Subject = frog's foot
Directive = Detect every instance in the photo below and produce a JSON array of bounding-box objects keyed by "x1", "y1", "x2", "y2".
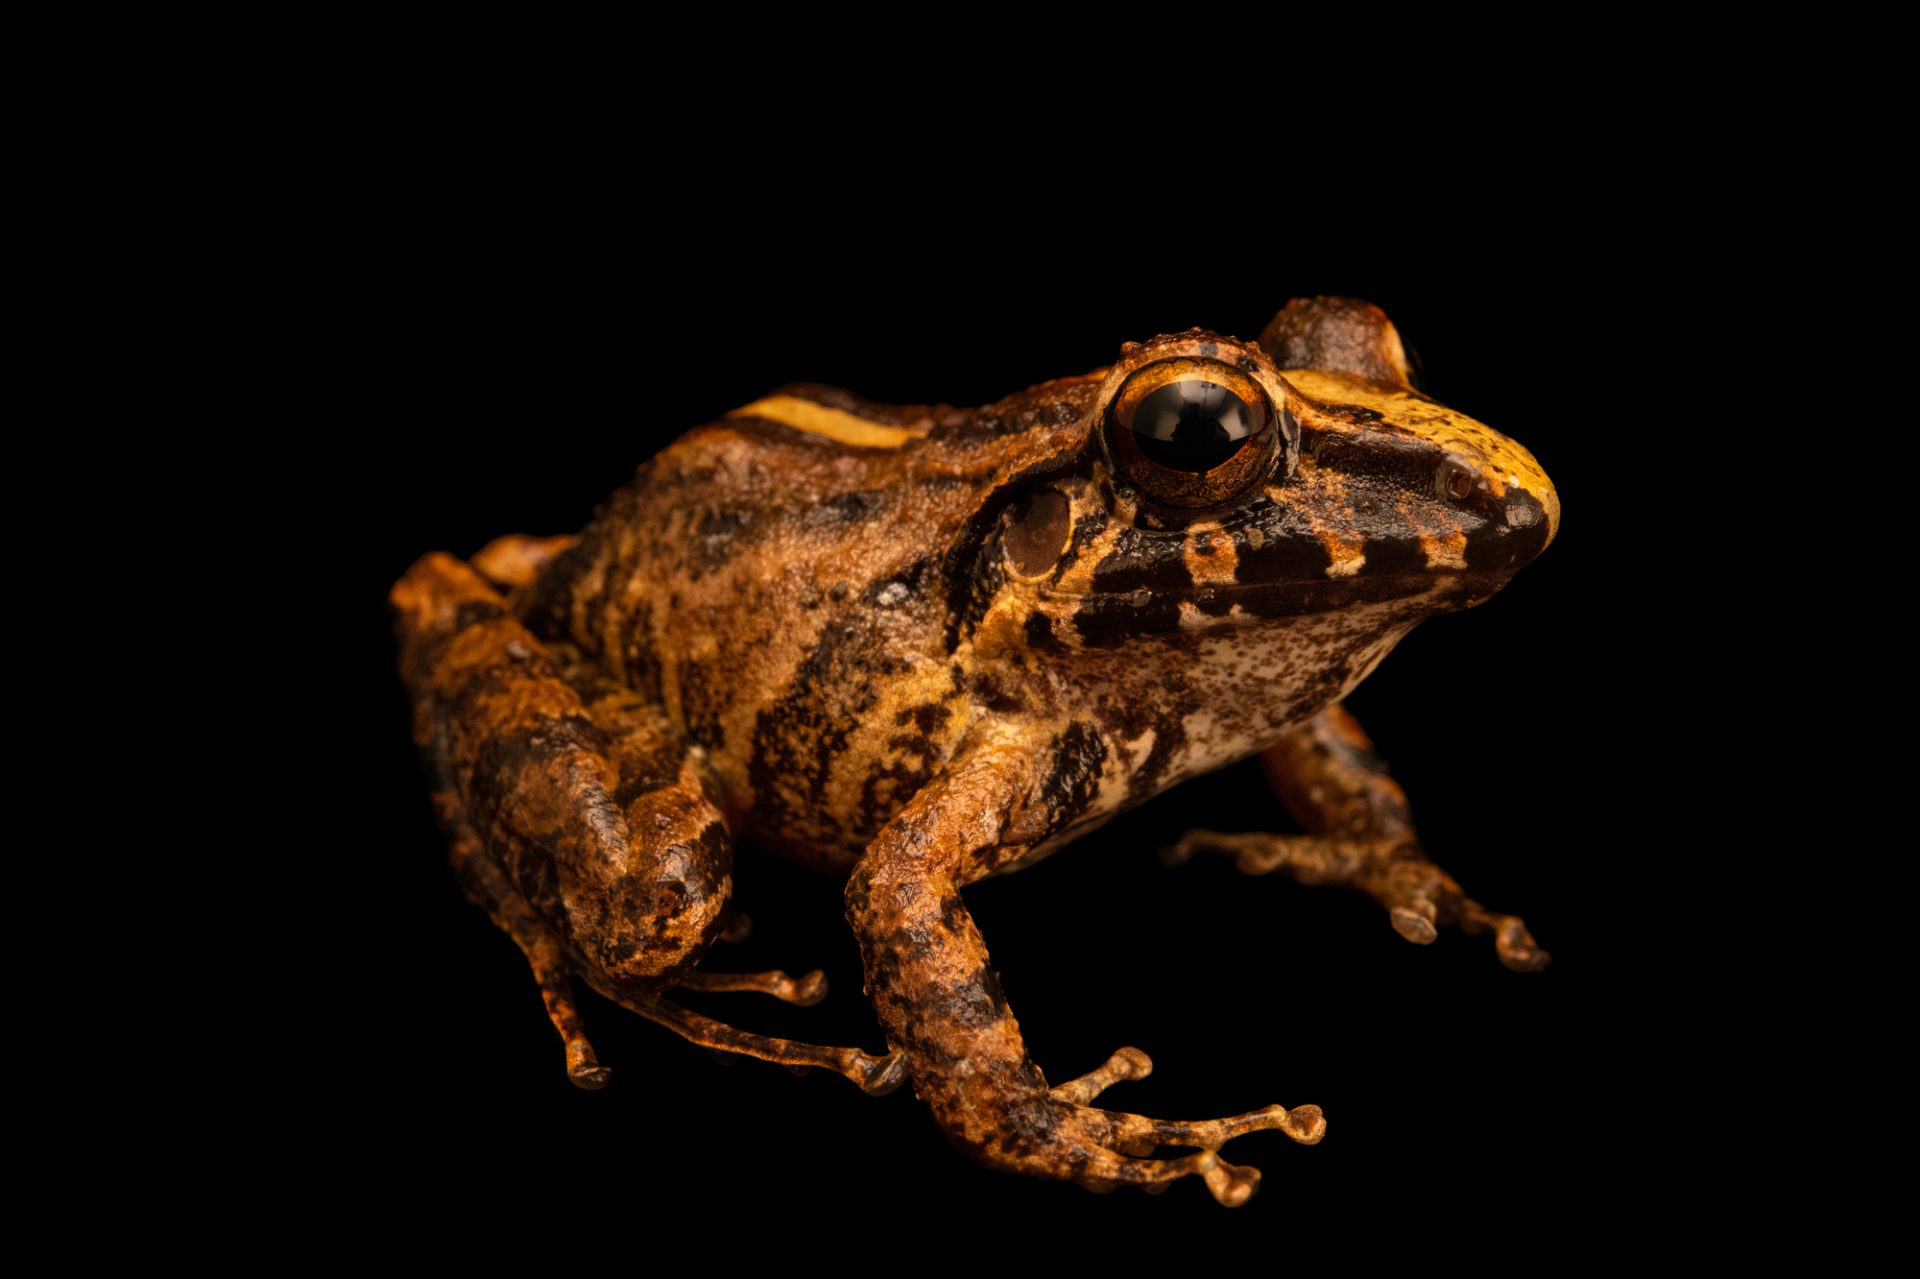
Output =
[
  {"x1": 993, "y1": 1091, "x2": 1324, "y2": 1206},
  {"x1": 1053, "y1": 1046, "x2": 1324, "y2": 1152},
  {"x1": 589, "y1": 978, "x2": 906, "y2": 1096},
  {"x1": 1166, "y1": 830, "x2": 1549, "y2": 972},
  {"x1": 1370, "y1": 855, "x2": 1548, "y2": 972},
  {"x1": 677, "y1": 967, "x2": 828, "y2": 1006},
  {"x1": 1052, "y1": 1047, "x2": 1324, "y2": 1151}
]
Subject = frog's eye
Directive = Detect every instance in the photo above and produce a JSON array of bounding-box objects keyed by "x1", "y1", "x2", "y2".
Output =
[{"x1": 1105, "y1": 359, "x2": 1280, "y2": 509}]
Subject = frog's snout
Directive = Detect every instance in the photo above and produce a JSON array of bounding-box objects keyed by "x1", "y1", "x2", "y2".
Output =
[
  {"x1": 1486, "y1": 469, "x2": 1558, "y2": 572},
  {"x1": 1499, "y1": 477, "x2": 1558, "y2": 550},
  {"x1": 1437, "y1": 449, "x2": 1558, "y2": 574},
  {"x1": 1515, "y1": 469, "x2": 1560, "y2": 553},
  {"x1": 1488, "y1": 442, "x2": 1558, "y2": 553},
  {"x1": 1442, "y1": 440, "x2": 1559, "y2": 558}
]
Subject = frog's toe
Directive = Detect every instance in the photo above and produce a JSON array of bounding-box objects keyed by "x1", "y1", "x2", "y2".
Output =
[
  {"x1": 676, "y1": 967, "x2": 829, "y2": 1005},
  {"x1": 1390, "y1": 899, "x2": 1439, "y2": 944},
  {"x1": 1202, "y1": 1156, "x2": 1261, "y2": 1207},
  {"x1": 1050, "y1": 1046, "x2": 1153, "y2": 1105},
  {"x1": 1092, "y1": 1098, "x2": 1328, "y2": 1157},
  {"x1": 1070, "y1": 1148, "x2": 1258, "y2": 1207},
  {"x1": 788, "y1": 970, "x2": 829, "y2": 1005},
  {"x1": 1445, "y1": 897, "x2": 1550, "y2": 971},
  {"x1": 1489, "y1": 916, "x2": 1550, "y2": 972},
  {"x1": 860, "y1": 1051, "x2": 910, "y2": 1096},
  {"x1": 1157, "y1": 835, "x2": 1202, "y2": 867},
  {"x1": 1280, "y1": 1103, "x2": 1327, "y2": 1144},
  {"x1": 567, "y1": 1060, "x2": 613, "y2": 1090}
]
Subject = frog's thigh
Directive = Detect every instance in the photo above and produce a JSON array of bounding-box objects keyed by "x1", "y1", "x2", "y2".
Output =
[
  {"x1": 440, "y1": 781, "x2": 888, "y2": 1092},
  {"x1": 1166, "y1": 704, "x2": 1549, "y2": 972},
  {"x1": 439, "y1": 803, "x2": 610, "y2": 1087},
  {"x1": 395, "y1": 552, "x2": 730, "y2": 986},
  {"x1": 846, "y1": 727, "x2": 1321, "y2": 1206},
  {"x1": 396, "y1": 553, "x2": 902, "y2": 1092}
]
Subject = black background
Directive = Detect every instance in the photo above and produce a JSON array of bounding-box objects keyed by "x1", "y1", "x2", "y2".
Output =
[{"x1": 323, "y1": 159, "x2": 1665, "y2": 1239}]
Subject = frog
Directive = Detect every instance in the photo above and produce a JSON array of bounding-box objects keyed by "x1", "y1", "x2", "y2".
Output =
[{"x1": 389, "y1": 295, "x2": 1559, "y2": 1206}]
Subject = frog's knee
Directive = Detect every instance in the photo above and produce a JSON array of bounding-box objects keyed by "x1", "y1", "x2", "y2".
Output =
[
  {"x1": 471, "y1": 533, "x2": 575, "y2": 591},
  {"x1": 389, "y1": 551, "x2": 498, "y2": 639},
  {"x1": 577, "y1": 787, "x2": 733, "y2": 986}
]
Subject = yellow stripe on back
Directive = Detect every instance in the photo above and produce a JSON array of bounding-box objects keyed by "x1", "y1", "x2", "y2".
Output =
[{"x1": 728, "y1": 395, "x2": 923, "y2": 449}]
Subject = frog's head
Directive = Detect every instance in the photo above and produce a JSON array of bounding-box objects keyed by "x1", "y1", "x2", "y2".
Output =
[{"x1": 973, "y1": 298, "x2": 1557, "y2": 652}]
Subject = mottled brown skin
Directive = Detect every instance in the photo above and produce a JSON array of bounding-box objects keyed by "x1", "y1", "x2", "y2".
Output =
[{"x1": 391, "y1": 296, "x2": 1560, "y2": 1204}]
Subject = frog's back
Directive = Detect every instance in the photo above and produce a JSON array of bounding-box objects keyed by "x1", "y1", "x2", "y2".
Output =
[{"x1": 523, "y1": 379, "x2": 1101, "y2": 870}]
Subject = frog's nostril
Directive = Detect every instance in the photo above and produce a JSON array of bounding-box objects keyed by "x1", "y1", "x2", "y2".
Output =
[{"x1": 1513, "y1": 477, "x2": 1560, "y2": 550}]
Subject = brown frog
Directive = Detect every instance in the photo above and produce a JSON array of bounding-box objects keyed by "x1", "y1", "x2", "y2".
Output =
[{"x1": 390, "y1": 296, "x2": 1559, "y2": 1205}]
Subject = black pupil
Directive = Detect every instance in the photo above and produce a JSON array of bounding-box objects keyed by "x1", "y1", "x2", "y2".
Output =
[{"x1": 1128, "y1": 380, "x2": 1259, "y2": 473}]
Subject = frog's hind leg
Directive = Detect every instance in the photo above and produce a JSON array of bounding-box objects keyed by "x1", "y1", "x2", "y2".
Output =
[
  {"x1": 396, "y1": 552, "x2": 733, "y2": 988},
  {"x1": 1164, "y1": 704, "x2": 1548, "y2": 972},
  {"x1": 394, "y1": 551, "x2": 898, "y2": 1092},
  {"x1": 441, "y1": 804, "x2": 611, "y2": 1088},
  {"x1": 542, "y1": 647, "x2": 828, "y2": 1009},
  {"x1": 444, "y1": 798, "x2": 893, "y2": 1091}
]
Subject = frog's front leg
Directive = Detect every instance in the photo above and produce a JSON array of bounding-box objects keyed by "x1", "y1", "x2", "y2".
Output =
[
  {"x1": 847, "y1": 723, "x2": 1324, "y2": 1206},
  {"x1": 1166, "y1": 704, "x2": 1548, "y2": 972}
]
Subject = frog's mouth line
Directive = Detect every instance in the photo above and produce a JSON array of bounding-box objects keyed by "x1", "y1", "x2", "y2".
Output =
[{"x1": 1041, "y1": 572, "x2": 1509, "y2": 620}]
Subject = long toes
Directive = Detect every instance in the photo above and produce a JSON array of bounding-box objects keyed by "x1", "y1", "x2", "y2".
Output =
[
  {"x1": 1053, "y1": 1108, "x2": 1312, "y2": 1204},
  {"x1": 1097, "y1": 1100, "x2": 1327, "y2": 1153}
]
